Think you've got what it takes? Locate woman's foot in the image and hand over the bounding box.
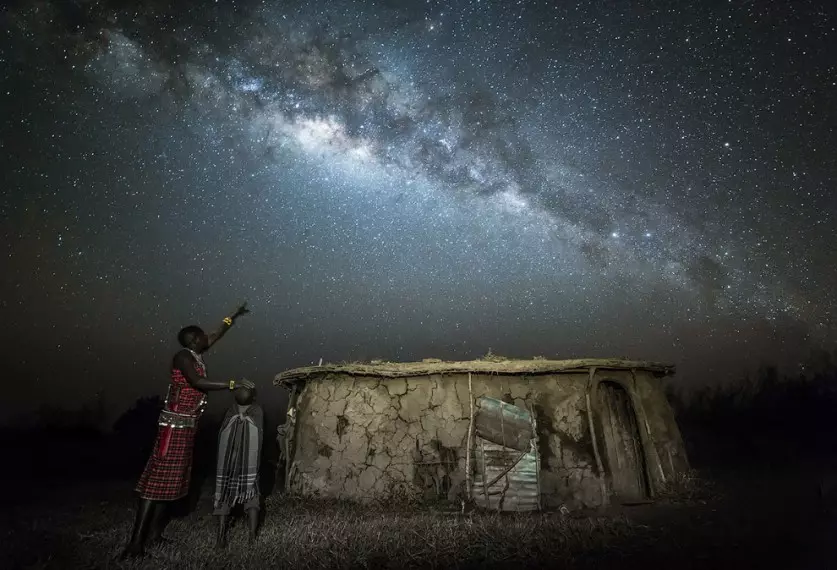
[119,543,145,560]
[148,535,174,547]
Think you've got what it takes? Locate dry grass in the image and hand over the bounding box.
[2,486,681,570]
[653,469,720,505]
[478,349,508,362]
[3,475,835,570]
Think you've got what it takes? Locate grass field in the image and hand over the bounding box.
[3,468,836,570]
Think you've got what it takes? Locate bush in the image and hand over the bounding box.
[670,351,837,469]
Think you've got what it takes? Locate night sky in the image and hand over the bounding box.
[2,0,835,424]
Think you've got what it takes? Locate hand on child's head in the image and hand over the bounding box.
[234,386,256,405]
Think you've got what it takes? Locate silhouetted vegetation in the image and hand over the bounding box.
[670,349,837,469]
[0,396,223,493]
[110,396,164,476]
[0,400,110,487]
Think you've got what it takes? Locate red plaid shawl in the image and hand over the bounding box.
[136,352,207,501]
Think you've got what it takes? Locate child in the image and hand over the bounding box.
[214,385,264,547]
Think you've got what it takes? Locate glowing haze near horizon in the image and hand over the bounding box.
[1,0,836,422]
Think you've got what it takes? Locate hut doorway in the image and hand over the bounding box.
[596,381,649,503]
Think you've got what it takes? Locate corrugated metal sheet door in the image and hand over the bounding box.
[471,396,541,511]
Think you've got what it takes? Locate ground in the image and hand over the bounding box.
[2,469,836,569]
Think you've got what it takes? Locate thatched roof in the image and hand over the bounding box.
[274,357,676,386]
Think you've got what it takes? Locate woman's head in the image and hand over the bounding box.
[178,325,208,352]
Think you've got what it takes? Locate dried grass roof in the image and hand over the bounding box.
[274,357,676,386]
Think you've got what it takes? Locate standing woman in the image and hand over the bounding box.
[121,303,254,558]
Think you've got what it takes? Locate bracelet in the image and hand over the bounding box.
[223,317,233,326]
[229,380,236,390]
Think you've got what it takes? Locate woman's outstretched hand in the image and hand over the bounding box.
[233,302,250,319]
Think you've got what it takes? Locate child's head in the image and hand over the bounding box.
[234,386,256,405]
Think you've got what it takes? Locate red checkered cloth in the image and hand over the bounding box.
[135,354,207,502]
[135,424,198,501]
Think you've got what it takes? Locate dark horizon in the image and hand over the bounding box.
[4,333,833,430]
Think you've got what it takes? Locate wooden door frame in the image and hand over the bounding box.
[587,370,657,501]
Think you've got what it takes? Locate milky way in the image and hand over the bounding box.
[2,0,836,420]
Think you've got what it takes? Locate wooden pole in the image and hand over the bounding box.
[630,367,664,493]
[481,438,490,507]
[585,366,609,507]
[463,372,475,514]
[499,393,507,512]
[530,402,541,511]
[482,448,528,488]
[284,385,299,493]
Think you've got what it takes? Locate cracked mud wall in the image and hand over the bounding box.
[288,373,471,503]
[528,373,603,509]
[630,370,690,484]
[285,370,687,508]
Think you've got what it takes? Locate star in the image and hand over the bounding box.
[0,0,834,419]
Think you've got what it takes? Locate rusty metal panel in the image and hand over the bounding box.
[471,397,540,511]
[474,396,533,451]
[473,437,540,511]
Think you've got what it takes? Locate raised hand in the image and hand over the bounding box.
[233,302,250,319]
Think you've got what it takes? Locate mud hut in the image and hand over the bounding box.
[274,358,689,511]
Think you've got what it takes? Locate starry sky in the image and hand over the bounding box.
[2,0,835,424]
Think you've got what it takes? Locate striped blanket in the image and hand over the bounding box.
[214,404,263,510]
